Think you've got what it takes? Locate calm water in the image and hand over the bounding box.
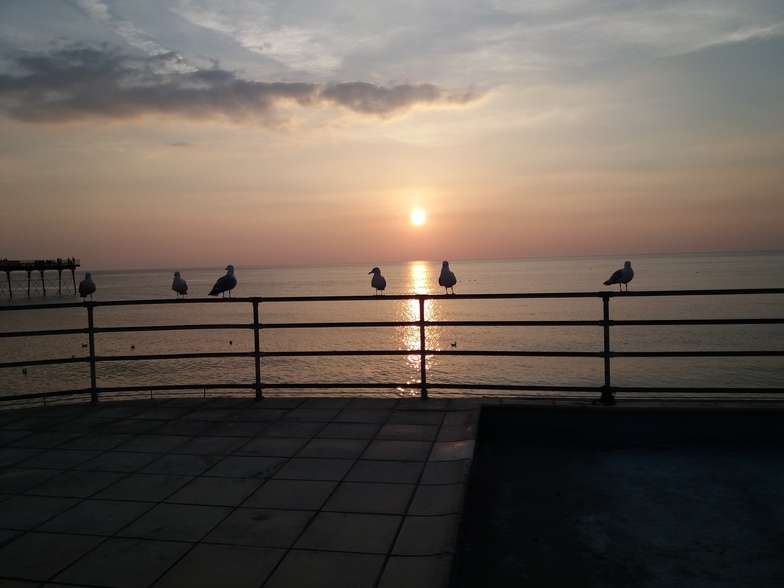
[1,252,783,399]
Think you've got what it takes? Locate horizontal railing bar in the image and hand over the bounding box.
[612,318,784,326]
[93,352,255,362]
[0,389,93,402]
[3,316,782,340]
[611,350,784,357]
[92,324,253,334]
[1,357,87,369]
[260,350,598,358]
[0,328,89,339]
[3,287,783,313]
[4,347,782,370]
[260,321,416,329]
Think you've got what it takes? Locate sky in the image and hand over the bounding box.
[1,0,783,270]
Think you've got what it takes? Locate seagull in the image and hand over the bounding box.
[78,272,96,300]
[438,261,457,294]
[172,271,188,298]
[209,265,237,298]
[369,267,386,295]
[604,261,634,291]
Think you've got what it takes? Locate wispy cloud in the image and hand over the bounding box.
[173,0,343,75]
[0,44,482,124]
[74,0,189,66]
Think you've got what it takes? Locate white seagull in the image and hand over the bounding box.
[78,272,96,300]
[604,261,634,291]
[209,265,237,297]
[369,267,386,295]
[438,260,457,294]
[172,271,188,298]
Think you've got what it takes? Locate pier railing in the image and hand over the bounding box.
[1,289,782,404]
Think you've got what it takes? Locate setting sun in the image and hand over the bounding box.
[411,209,426,226]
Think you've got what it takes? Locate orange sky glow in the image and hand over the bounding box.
[1,1,783,270]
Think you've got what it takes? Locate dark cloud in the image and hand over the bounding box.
[0,45,481,124]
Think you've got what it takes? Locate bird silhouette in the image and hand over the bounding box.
[172,271,188,298]
[208,265,237,297]
[604,261,634,292]
[369,267,386,295]
[78,272,96,300]
[438,261,457,294]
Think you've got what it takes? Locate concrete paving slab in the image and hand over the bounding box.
[26,468,125,497]
[264,550,385,588]
[117,503,233,542]
[202,455,287,478]
[37,498,154,535]
[233,436,309,457]
[408,482,466,516]
[93,472,194,501]
[295,511,402,553]
[0,532,103,581]
[296,438,370,458]
[0,467,60,493]
[243,479,337,510]
[378,554,454,588]
[165,476,263,506]
[0,495,81,530]
[52,537,193,587]
[392,514,462,556]
[204,507,316,548]
[139,453,223,476]
[323,481,415,514]
[74,449,159,472]
[273,456,355,481]
[344,459,424,484]
[362,439,432,461]
[151,544,285,588]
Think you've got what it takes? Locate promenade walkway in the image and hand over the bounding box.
[0,395,781,587]
[0,396,477,587]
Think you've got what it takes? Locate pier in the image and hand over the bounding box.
[0,258,80,298]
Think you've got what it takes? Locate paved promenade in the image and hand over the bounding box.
[0,396,478,587]
[1,394,782,587]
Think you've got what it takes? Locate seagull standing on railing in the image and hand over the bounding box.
[439,261,457,295]
[172,271,188,298]
[369,267,386,295]
[209,265,237,297]
[604,261,634,291]
[78,272,96,300]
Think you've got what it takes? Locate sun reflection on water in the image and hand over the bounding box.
[395,261,446,395]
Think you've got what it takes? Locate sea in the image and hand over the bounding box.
[1,251,783,401]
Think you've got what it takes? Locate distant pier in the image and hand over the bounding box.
[0,258,80,298]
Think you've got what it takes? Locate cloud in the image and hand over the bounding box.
[0,44,481,125]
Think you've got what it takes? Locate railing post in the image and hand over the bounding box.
[419,296,428,399]
[600,293,615,404]
[86,302,98,404]
[253,299,263,400]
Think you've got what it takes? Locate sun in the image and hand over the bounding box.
[410,209,426,226]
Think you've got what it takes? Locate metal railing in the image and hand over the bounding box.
[1,288,782,404]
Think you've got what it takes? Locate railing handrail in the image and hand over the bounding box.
[1,288,782,404]
[3,287,784,312]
